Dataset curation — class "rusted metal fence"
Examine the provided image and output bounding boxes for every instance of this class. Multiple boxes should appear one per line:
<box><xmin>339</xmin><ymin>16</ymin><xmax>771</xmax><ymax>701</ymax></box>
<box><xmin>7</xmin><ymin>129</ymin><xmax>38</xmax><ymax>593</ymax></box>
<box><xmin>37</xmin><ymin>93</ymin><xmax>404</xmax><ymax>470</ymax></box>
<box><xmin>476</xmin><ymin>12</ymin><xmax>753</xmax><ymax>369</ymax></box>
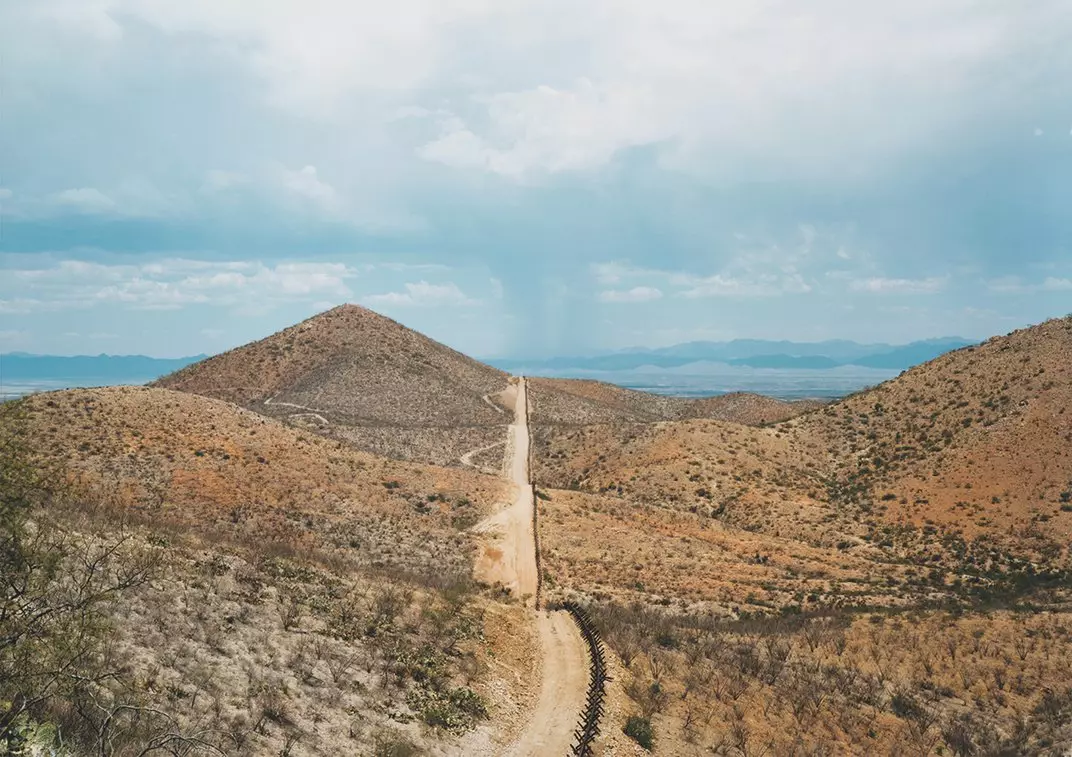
<box><xmin>563</xmin><ymin>601</ymin><xmax>609</xmax><ymax>756</ymax></box>
<box><xmin>524</xmin><ymin>378</ymin><xmax>543</xmax><ymax>610</ymax></box>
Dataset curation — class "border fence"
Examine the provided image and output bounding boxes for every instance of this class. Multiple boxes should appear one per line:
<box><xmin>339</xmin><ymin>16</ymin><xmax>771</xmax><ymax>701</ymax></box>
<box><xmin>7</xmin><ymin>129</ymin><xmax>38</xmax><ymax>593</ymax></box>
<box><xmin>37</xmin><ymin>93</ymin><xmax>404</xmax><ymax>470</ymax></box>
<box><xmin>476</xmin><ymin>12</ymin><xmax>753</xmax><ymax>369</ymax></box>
<box><xmin>563</xmin><ymin>601</ymin><xmax>609</xmax><ymax>757</ymax></box>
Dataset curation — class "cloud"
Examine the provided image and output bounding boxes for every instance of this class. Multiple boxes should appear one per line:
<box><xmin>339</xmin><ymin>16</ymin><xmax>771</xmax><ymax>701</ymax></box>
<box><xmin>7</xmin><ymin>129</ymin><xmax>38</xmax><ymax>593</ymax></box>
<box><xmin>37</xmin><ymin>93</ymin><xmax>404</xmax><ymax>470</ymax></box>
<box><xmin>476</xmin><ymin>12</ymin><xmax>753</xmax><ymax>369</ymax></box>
<box><xmin>42</xmin><ymin>180</ymin><xmax>178</xmax><ymax>219</ymax></box>
<box><xmin>597</xmin><ymin>286</ymin><xmax>663</xmax><ymax>303</ymax></box>
<box><xmin>1</xmin><ymin>259</ymin><xmax>357</xmax><ymax>312</ymax></box>
<box><xmin>677</xmin><ymin>272</ymin><xmax>812</xmax><ymax>298</ymax></box>
<box><xmin>593</xmin><ymin>251</ymin><xmax>815</xmax><ymax>299</ymax></box>
<box><xmin>11</xmin><ymin>1</ymin><xmax>1062</xmax><ymax>179</ymax></box>
<box><xmin>363</xmin><ymin>281</ymin><xmax>477</xmax><ymax>308</ymax></box>
<box><xmin>200</xmin><ymin>170</ymin><xmax>247</xmax><ymax>193</ymax></box>
<box><xmin>281</xmin><ymin>165</ymin><xmax>339</xmax><ymax>210</ymax></box>
<box><xmin>987</xmin><ymin>276</ymin><xmax>1072</xmax><ymax>294</ymax></box>
<box><xmin>50</xmin><ymin>187</ymin><xmax>117</xmax><ymax>214</ymax></box>
<box><xmin>0</xmin><ymin>188</ymin><xmax>12</xmax><ymax>200</ymax></box>
<box><xmin>0</xmin><ymin>329</ymin><xmax>29</xmax><ymax>345</ymax></box>
<box><xmin>409</xmin><ymin>2</ymin><xmax>1061</xmax><ymax>179</ymax></box>
<box><xmin>849</xmin><ymin>277</ymin><xmax>945</xmax><ymax>294</ymax></box>
<box><xmin>419</xmin><ymin>80</ymin><xmax>672</xmax><ymax>178</ymax></box>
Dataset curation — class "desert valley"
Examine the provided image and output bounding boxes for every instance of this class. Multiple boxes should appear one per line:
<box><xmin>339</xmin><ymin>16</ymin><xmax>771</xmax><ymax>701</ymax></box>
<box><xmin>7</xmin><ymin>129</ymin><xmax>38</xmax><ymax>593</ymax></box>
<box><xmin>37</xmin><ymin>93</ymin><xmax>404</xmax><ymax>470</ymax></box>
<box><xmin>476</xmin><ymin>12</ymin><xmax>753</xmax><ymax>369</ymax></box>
<box><xmin>2</xmin><ymin>304</ymin><xmax>1071</xmax><ymax>756</ymax></box>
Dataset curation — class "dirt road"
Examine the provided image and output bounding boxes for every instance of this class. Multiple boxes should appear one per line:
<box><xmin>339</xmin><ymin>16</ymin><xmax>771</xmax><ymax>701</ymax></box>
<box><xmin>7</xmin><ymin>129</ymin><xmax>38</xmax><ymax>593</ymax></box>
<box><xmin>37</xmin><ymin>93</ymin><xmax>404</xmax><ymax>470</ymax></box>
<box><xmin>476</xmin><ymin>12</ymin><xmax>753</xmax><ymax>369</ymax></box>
<box><xmin>473</xmin><ymin>377</ymin><xmax>588</xmax><ymax>756</ymax></box>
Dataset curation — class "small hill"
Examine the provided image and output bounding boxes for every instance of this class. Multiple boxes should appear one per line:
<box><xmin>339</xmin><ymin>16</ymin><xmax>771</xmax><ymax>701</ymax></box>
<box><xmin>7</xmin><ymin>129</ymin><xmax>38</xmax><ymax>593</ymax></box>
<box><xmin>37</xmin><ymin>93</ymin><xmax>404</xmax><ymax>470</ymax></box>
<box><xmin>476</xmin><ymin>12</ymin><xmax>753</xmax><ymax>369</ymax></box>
<box><xmin>155</xmin><ymin>304</ymin><xmax>512</xmax><ymax>466</ymax></box>
<box><xmin>527</xmin><ymin>377</ymin><xmax>820</xmax><ymax>426</ymax></box>
<box><xmin>794</xmin><ymin>315</ymin><xmax>1072</xmax><ymax>540</ymax></box>
<box><xmin>6</xmin><ymin>386</ymin><xmax>535</xmax><ymax>755</ymax></box>
<box><xmin>530</xmin><ymin>318</ymin><xmax>1072</xmax><ymax>757</ymax></box>
<box><xmin>156</xmin><ymin>304</ymin><xmax>509</xmax><ymax>427</ymax></box>
<box><xmin>534</xmin><ymin>317</ymin><xmax>1072</xmax><ymax>566</ymax></box>
<box><xmin>19</xmin><ymin>385</ymin><xmax>504</xmax><ymax>578</ymax></box>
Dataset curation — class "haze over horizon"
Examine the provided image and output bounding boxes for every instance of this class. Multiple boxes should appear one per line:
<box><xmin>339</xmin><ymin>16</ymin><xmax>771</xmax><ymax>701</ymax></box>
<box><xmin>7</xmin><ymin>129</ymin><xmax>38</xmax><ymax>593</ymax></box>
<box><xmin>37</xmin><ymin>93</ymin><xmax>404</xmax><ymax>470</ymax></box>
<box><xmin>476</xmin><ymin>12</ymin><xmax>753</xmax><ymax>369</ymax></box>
<box><xmin>2</xmin><ymin>2</ymin><xmax>1070</xmax><ymax>359</ymax></box>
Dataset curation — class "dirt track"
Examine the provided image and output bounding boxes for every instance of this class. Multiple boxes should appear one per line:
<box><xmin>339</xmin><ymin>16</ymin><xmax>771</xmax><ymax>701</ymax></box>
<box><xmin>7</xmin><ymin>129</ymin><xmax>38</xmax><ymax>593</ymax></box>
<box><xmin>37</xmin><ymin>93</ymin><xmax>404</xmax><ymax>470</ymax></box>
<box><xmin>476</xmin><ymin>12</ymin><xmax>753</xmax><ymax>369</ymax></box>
<box><xmin>473</xmin><ymin>377</ymin><xmax>588</xmax><ymax>756</ymax></box>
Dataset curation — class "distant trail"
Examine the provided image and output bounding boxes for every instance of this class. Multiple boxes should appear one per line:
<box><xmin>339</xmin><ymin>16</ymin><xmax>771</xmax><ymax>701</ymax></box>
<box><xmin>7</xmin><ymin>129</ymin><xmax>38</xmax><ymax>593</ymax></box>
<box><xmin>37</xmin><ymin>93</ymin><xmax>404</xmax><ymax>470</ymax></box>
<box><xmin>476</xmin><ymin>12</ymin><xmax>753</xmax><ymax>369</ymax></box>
<box><xmin>482</xmin><ymin>393</ymin><xmax>508</xmax><ymax>415</ymax></box>
<box><xmin>264</xmin><ymin>395</ymin><xmax>321</xmax><ymax>414</ymax></box>
<box><xmin>460</xmin><ymin>440</ymin><xmax>506</xmax><ymax>473</ymax></box>
<box><xmin>473</xmin><ymin>378</ymin><xmax>587</xmax><ymax>756</ymax></box>
<box><xmin>264</xmin><ymin>396</ymin><xmax>331</xmax><ymax>425</ymax></box>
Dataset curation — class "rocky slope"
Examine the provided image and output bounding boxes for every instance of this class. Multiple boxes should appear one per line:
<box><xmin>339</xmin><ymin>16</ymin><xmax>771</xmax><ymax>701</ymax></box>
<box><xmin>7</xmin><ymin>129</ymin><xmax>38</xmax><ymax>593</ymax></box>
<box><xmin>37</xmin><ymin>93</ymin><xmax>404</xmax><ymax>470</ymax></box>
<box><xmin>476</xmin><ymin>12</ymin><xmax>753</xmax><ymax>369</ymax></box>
<box><xmin>155</xmin><ymin>304</ymin><xmax>512</xmax><ymax>466</ymax></box>
<box><xmin>527</xmin><ymin>377</ymin><xmax>820</xmax><ymax>426</ymax></box>
<box><xmin>535</xmin><ymin>317</ymin><xmax>1072</xmax><ymax>756</ymax></box>
<box><xmin>156</xmin><ymin>304</ymin><xmax>510</xmax><ymax>427</ymax></box>
<box><xmin>6</xmin><ymin>385</ymin><xmax>536</xmax><ymax>755</ymax></box>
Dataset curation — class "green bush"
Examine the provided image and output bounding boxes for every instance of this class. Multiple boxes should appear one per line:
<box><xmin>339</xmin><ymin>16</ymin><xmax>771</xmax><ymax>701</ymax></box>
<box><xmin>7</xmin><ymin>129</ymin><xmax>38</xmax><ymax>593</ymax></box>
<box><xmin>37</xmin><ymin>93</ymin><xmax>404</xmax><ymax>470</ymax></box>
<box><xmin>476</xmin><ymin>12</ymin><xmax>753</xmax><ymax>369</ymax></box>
<box><xmin>624</xmin><ymin>714</ymin><xmax>654</xmax><ymax>750</ymax></box>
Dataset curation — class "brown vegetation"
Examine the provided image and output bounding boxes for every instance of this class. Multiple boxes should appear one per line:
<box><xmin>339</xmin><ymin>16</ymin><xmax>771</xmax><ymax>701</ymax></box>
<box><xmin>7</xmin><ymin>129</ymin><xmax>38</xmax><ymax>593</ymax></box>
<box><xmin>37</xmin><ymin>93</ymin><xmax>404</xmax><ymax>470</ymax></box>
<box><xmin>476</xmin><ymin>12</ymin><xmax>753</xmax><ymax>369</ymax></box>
<box><xmin>3</xmin><ymin>387</ymin><xmax>538</xmax><ymax>755</ymax></box>
<box><xmin>533</xmin><ymin>317</ymin><xmax>1072</xmax><ymax>755</ymax></box>
<box><xmin>528</xmin><ymin>377</ymin><xmax>820</xmax><ymax>426</ymax></box>
<box><xmin>155</xmin><ymin>304</ymin><xmax>512</xmax><ymax>468</ymax></box>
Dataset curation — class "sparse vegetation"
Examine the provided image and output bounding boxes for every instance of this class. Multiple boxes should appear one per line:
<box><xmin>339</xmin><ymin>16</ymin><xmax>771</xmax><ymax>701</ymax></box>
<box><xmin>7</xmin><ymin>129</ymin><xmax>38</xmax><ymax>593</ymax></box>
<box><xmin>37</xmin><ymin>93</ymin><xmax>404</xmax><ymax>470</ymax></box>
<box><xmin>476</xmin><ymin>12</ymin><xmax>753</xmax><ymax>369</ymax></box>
<box><xmin>624</xmin><ymin>714</ymin><xmax>655</xmax><ymax>750</ymax></box>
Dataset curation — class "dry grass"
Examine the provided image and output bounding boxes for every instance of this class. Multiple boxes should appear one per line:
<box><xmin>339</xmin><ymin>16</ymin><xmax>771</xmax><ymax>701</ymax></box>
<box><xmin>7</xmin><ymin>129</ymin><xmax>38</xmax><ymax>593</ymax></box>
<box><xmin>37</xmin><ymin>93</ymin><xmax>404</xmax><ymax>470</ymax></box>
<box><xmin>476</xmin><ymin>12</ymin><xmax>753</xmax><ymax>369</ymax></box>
<box><xmin>591</xmin><ymin>603</ymin><xmax>1072</xmax><ymax>756</ymax></box>
<box><xmin>20</xmin><ymin>386</ymin><xmax>505</xmax><ymax>583</ymax></box>
<box><xmin>8</xmin><ymin>387</ymin><xmax>538</xmax><ymax>755</ymax></box>
<box><xmin>155</xmin><ymin>304</ymin><xmax>511</xmax><ymax>468</ymax></box>
<box><xmin>532</xmin><ymin>317</ymin><xmax>1072</xmax><ymax>755</ymax></box>
<box><xmin>528</xmin><ymin>377</ymin><xmax>820</xmax><ymax>426</ymax></box>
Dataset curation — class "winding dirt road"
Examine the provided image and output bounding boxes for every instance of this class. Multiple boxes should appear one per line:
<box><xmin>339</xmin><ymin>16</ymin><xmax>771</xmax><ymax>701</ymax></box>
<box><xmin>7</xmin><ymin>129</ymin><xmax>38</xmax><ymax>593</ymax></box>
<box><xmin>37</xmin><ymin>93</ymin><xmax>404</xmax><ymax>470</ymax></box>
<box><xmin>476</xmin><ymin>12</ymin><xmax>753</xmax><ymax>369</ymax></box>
<box><xmin>473</xmin><ymin>377</ymin><xmax>588</xmax><ymax>756</ymax></box>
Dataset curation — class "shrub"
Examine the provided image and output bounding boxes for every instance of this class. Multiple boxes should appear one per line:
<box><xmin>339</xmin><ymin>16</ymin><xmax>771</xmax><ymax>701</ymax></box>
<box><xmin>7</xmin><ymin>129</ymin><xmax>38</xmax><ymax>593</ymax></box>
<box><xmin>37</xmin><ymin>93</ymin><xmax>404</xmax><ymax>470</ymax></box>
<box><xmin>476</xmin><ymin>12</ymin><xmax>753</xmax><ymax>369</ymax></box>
<box><xmin>0</xmin><ymin>403</ymin><xmax>159</xmax><ymax>747</ymax></box>
<box><xmin>372</xmin><ymin>730</ymin><xmax>423</xmax><ymax>757</ymax></box>
<box><xmin>624</xmin><ymin>714</ymin><xmax>655</xmax><ymax>750</ymax></box>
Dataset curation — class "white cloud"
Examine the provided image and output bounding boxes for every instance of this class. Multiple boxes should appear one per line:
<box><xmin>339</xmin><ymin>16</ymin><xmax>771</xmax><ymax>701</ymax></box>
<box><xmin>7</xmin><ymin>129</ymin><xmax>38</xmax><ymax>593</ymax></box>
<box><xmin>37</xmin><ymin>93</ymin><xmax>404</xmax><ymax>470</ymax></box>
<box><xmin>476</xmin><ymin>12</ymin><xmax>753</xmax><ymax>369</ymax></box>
<box><xmin>200</xmin><ymin>169</ymin><xmax>247</xmax><ymax>192</ymax></box>
<box><xmin>1</xmin><ymin>259</ymin><xmax>357</xmax><ymax>312</ymax></box>
<box><xmin>987</xmin><ymin>275</ymin><xmax>1072</xmax><ymax>294</ymax></box>
<box><xmin>591</xmin><ymin>262</ymin><xmax>636</xmax><ymax>285</ymax></box>
<box><xmin>597</xmin><ymin>286</ymin><xmax>663</xmax><ymax>303</ymax></box>
<box><xmin>849</xmin><ymin>277</ymin><xmax>945</xmax><ymax>294</ymax></box>
<box><xmin>50</xmin><ymin>187</ymin><xmax>117</xmax><ymax>214</ymax></box>
<box><xmin>592</xmin><ymin>251</ymin><xmax>815</xmax><ymax>299</ymax></box>
<box><xmin>0</xmin><ymin>329</ymin><xmax>29</xmax><ymax>345</ymax></box>
<box><xmin>677</xmin><ymin>273</ymin><xmax>811</xmax><ymax>298</ymax></box>
<box><xmin>410</xmin><ymin>2</ymin><xmax>1052</xmax><ymax>179</ymax></box>
<box><xmin>281</xmin><ymin>165</ymin><xmax>339</xmax><ymax>210</ymax></box>
<box><xmin>0</xmin><ymin>188</ymin><xmax>12</xmax><ymax>200</ymax></box>
<box><xmin>419</xmin><ymin>80</ymin><xmax>673</xmax><ymax>178</ymax></box>
<box><xmin>12</xmin><ymin>0</ymin><xmax>1058</xmax><ymax>181</ymax></box>
<box><xmin>44</xmin><ymin>180</ymin><xmax>177</xmax><ymax>218</ymax></box>
<box><xmin>363</xmin><ymin>281</ymin><xmax>477</xmax><ymax>307</ymax></box>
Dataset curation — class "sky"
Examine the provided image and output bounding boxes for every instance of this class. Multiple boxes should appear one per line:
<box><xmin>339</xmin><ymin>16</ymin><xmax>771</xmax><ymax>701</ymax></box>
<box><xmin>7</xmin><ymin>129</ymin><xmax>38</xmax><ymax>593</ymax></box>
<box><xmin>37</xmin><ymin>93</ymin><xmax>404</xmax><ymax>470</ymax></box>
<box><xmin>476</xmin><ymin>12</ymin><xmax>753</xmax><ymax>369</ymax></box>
<box><xmin>1</xmin><ymin>1</ymin><xmax>1070</xmax><ymax>359</ymax></box>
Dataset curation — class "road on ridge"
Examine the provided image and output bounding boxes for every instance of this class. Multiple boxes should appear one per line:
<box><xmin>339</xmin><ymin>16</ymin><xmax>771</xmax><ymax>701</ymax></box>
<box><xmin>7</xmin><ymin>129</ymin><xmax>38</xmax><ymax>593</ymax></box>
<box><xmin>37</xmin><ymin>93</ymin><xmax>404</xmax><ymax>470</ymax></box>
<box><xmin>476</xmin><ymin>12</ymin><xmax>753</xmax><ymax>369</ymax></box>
<box><xmin>473</xmin><ymin>377</ymin><xmax>588</xmax><ymax>756</ymax></box>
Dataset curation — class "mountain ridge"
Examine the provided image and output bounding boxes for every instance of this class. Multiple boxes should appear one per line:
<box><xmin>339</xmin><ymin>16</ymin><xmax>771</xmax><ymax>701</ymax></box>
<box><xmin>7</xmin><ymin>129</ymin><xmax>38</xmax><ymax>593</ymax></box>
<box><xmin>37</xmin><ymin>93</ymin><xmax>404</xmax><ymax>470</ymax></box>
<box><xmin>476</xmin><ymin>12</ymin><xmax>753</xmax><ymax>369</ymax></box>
<box><xmin>489</xmin><ymin>336</ymin><xmax>973</xmax><ymax>372</ymax></box>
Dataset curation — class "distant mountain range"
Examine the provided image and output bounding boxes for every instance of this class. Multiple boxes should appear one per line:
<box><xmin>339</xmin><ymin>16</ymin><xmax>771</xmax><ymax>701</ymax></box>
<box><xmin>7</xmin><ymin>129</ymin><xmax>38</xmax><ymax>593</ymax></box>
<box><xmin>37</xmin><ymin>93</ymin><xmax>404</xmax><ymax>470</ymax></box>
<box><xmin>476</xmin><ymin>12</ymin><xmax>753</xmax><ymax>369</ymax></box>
<box><xmin>488</xmin><ymin>337</ymin><xmax>975</xmax><ymax>372</ymax></box>
<box><xmin>0</xmin><ymin>353</ymin><xmax>206</xmax><ymax>382</ymax></box>
<box><xmin>1</xmin><ymin>336</ymin><xmax>974</xmax><ymax>386</ymax></box>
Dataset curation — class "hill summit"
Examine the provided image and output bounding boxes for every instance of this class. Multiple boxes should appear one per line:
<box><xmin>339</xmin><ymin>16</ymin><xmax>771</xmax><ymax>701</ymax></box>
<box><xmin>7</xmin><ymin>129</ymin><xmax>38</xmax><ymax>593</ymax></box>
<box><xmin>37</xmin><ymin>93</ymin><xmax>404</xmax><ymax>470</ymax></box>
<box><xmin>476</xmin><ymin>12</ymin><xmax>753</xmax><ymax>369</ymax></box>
<box><xmin>155</xmin><ymin>305</ymin><xmax>513</xmax><ymax>465</ymax></box>
<box><xmin>156</xmin><ymin>304</ymin><xmax>509</xmax><ymax>427</ymax></box>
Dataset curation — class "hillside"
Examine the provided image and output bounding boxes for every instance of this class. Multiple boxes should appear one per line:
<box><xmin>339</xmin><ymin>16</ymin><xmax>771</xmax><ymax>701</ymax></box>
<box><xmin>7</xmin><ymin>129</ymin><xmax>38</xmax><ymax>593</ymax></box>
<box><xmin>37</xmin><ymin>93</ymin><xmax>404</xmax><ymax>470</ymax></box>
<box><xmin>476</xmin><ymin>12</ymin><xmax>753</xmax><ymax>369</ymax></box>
<box><xmin>156</xmin><ymin>304</ymin><xmax>509</xmax><ymax>427</ymax></box>
<box><xmin>793</xmin><ymin>316</ymin><xmax>1072</xmax><ymax>539</ymax></box>
<box><xmin>532</xmin><ymin>317</ymin><xmax>1072</xmax><ymax>755</ymax></box>
<box><xmin>536</xmin><ymin>317</ymin><xmax>1072</xmax><ymax>556</ymax></box>
<box><xmin>155</xmin><ymin>306</ymin><xmax>818</xmax><ymax>467</ymax></box>
<box><xmin>527</xmin><ymin>377</ymin><xmax>820</xmax><ymax>426</ymax></box>
<box><xmin>20</xmin><ymin>386</ymin><xmax>506</xmax><ymax>578</ymax></box>
<box><xmin>155</xmin><ymin>304</ymin><xmax>512</xmax><ymax>466</ymax></box>
<box><xmin>5</xmin><ymin>386</ymin><xmax>541</xmax><ymax>755</ymax></box>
